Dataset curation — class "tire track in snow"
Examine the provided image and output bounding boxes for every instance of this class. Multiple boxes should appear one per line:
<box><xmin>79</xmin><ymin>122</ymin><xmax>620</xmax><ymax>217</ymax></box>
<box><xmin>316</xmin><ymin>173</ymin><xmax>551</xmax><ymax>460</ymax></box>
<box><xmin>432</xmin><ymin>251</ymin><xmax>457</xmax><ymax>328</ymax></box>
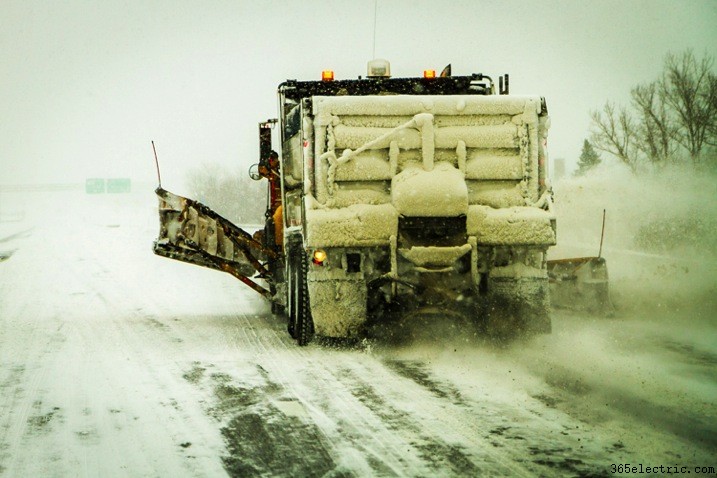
<box><xmin>0</xmin><ymin>233</ymin><xmax>71</xmax><ymax>476</ymax></box>
<box><xmin>189</xmin><ymin>310</ymin><xmax>602</xmax><ymax>476</ymax></box>
<box><xmin>1</xmin><ymin>208</ymin><xmax>228</xmax><ymax>477</ymax></box>
<box><xmin>367</xmin><ymin>345</ymin><xmax>618</xmax><ymax>477</ymax></box>
<box><xmin>204</xmin><ymin>313</ymin><xmax>544</xmax><ymax>477</ymax></box>
<box><xmin>238</xmin><ymin>315</ymin><xmax>405</xmax><ymax>475</ymax></box>
<box><xmin>59</xmin><ymin>222</ymin><xmax>229</xmax><ymax>478</ymax></box>
<box><xmin>330</xmin><ymin>364</ymin><xmax>485</xmax><ymax>477</ymax></box>
<box><xmin>353</xmin><ymin>356</ymin><xmax>542</xmax><ymax>476</ymax></box>
<box><xmin>201</xmin><ymin>315</ymin><xmax>422</xmax><ymax>476</ymax></box>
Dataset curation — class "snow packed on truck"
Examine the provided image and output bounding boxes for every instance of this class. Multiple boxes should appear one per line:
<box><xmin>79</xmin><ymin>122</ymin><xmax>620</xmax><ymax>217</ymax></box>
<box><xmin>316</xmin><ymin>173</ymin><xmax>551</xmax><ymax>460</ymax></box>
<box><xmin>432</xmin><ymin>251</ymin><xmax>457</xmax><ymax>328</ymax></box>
<box><xmin>153</xmin><ymin>60</ymin><xmax>557</xmax><ymax>345</ymax></box>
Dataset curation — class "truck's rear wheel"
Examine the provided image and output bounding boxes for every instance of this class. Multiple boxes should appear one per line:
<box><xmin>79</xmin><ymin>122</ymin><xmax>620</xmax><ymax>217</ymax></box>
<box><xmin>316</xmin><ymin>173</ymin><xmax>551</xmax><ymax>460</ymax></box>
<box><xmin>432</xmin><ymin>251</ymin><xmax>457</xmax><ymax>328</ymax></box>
<box><xmin>286</xmin><ymin>243</ymin><xmax>298</xmax><ymax>339</ymax></box>
<box><xmin>288</xmin><ymin>244</ymin><xmax>313</xmax><ymax>345</ymax></box>
<box><xmin>296</xmin><ymin>250</ymin><xmax>314</xmax><ymax>345</ymax></box>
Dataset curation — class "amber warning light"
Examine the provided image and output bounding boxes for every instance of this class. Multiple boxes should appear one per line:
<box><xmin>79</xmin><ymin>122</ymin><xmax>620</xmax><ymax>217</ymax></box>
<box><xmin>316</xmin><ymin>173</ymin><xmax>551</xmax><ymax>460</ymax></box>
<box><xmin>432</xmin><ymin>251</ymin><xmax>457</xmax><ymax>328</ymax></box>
<box><xmin>322</xmin><ymin>70</ymin><xmax>334</xmax><ymax>81</ymax></box>
<box><xmin>423</xmin><ymin>69</ymin><xmax>436</xmax><ymax>79</ymax></box>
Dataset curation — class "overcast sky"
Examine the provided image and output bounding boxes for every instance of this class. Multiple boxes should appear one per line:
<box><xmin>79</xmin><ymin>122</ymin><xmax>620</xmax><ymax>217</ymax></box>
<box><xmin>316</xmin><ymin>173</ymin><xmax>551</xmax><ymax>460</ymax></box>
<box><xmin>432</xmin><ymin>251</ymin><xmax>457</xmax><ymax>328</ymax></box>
<box><xmin>2</xmin><ymin>0</ymin><xmax>716</xmax><ymax>188</ymax></box>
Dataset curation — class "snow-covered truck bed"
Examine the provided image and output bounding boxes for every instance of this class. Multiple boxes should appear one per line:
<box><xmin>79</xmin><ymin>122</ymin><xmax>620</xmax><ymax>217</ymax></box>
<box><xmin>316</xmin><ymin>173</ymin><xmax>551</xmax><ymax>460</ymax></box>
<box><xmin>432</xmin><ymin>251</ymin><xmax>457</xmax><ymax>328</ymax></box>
<box><xmin>154</xmin><ymin>64</ymin><xmax>556</xmax><ymax>344</ymax></box>
<box><xmin>303</xmin><ymin>94</ymin><xmax>555</xmax><ymax>338</ymax></box>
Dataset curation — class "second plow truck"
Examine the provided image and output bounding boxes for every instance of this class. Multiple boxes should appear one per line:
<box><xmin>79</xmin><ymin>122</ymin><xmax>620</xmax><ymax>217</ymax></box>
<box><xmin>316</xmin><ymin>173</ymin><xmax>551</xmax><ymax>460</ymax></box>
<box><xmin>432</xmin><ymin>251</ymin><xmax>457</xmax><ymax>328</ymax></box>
<box><xmin>154</xmin><ymin>60</ymin><xmax>557</xmax><ymax>345</ymax></box>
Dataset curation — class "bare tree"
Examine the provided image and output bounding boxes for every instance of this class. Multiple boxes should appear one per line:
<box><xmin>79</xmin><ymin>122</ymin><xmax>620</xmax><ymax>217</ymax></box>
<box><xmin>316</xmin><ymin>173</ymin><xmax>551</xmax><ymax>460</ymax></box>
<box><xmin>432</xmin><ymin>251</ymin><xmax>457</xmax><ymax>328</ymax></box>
<box><xmin>659</xmin><ymin>50</ymin><xmax>717</xmax><ymax>165</ymax></box>
<box><xmin>591</xmin><ymin>50</ymin><xmax>717</xmax><ymax>173</ymax></box>
<box><xmin>590</xmin><ymin>102</ymin><xmax>639</xmax><ymax>172</ymax></box>
<box><xmin>631</xmin><ymin>81</ymin><xmax>676</xmax><ymax>167</ymax></box>
<box><xmin>705</xmin><ymin>73</ymin><xmax>717</xmax><ymax>148</ymax></box>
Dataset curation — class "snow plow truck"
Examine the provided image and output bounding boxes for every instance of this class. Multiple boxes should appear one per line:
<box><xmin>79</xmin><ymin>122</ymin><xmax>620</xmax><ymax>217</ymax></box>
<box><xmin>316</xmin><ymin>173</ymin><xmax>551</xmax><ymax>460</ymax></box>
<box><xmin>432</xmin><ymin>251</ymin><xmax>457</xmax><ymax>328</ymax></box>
<box><xmin>154</xmin><ymin>60</ymin><xmax>557</xmax><ymax>345</ymax></box>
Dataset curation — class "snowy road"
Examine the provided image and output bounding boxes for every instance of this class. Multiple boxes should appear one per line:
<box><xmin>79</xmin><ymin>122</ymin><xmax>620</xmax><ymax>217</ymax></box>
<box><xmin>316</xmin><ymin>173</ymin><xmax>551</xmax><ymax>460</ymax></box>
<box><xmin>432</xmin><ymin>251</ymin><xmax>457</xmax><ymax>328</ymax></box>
<box><xmin>0</xmin><ymin>189</ymin><xmax>715</xmax><ymax>477</ymax></box>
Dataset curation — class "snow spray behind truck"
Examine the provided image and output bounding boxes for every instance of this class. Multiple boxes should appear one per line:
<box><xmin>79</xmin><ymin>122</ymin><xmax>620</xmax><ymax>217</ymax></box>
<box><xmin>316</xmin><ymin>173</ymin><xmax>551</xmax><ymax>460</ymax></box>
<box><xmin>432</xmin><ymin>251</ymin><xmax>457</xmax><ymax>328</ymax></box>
<box><xmin>153</xmin><ymin>60</ymin><xmax>557</xmax><ymax>345</ymax></box>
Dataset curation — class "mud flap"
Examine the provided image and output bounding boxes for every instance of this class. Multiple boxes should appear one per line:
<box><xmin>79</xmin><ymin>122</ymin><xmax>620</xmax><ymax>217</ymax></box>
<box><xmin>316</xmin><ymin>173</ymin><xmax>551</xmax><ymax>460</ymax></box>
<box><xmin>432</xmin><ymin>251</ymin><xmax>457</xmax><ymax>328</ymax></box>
<box><xmin>484</xmin><ymin>276</ymin><xmax>552</xmax><ymax>337</ymax></box>
<box><xmin>153</xmin><ymin>188</ymin><xmax>277</xmax><ymax>298</ymax></box>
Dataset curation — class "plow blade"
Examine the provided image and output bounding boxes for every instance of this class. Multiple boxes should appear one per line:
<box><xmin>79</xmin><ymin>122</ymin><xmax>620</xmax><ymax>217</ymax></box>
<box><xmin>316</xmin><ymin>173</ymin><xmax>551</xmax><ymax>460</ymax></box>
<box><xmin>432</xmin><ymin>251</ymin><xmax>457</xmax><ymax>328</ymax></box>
<box><xmin>153</xmin><ymin>188</ymin><xmax>276</xmax><ymax>298</ymax></box>
<box><xmin>547</xmin><ymin>256</ymin><xmax>613</xmax><ymax>316</ymax></box>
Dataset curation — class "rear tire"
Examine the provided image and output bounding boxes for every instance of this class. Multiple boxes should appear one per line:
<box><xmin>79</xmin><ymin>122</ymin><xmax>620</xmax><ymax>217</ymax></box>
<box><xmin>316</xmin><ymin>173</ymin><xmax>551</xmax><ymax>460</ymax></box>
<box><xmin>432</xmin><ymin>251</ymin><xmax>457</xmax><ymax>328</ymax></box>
<box><xmin>287</xmin><ymin>242</ymin><xmax>313</xmax><ymax>345</ymax></box>
<box><xmin>287</xmin><ymin>244</ymin><xmax>298</xmax><ymax>338</ymax></box>
<box><xmin>295</xmin><ymin>249</ymin><xmax>314</xmax><ymax>346</ymax></box>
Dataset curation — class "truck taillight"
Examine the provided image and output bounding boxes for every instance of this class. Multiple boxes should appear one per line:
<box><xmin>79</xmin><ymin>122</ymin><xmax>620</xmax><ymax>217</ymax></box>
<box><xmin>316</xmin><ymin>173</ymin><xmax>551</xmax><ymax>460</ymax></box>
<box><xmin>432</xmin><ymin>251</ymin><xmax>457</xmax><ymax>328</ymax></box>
<box><xmin>312</xmin><ymin>249</ymin><xmax>327</xmax><ymax>265</ymax></box>
<box><xmin>423</xmin><ymin>69</ymin><xmax>436</xmax><ymax>79</ymax></box>
<box><xmin>321</xmin><ymin>70</ymin><xmax>334</xmax><ymax>81</ymax></box>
